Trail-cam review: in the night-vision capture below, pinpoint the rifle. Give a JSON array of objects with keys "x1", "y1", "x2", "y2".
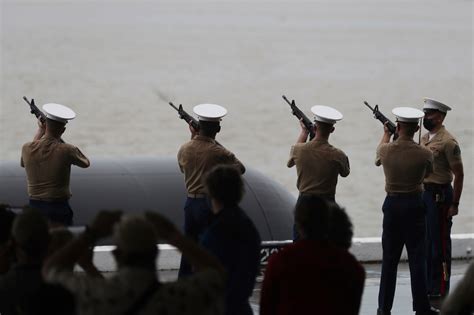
[
  {"x1": 23, "y1": 96, "x2": 47, "y2": 123},
  {"x1": 364, "y1": 101, "x2": 398, "y2": 140},
  {"x1": 23, "y1": 96, "x2": 65, "y2": 143},
  {"x1": 282, "y1": 95, "x2": 315, "y2": 140},
  {"x1": 168, "y1": 102, "x2": 199, "y2": 131}
]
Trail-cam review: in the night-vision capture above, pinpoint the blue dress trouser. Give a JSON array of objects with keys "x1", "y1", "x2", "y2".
[
  {"x1": 378, "y1": 194, "x2": 431, "y2": 313},
  {"x1": 178, "y1": 197, "x2": 212, "y2": 278},
  {"x1": 29, "y1": 199, "x2": 73, "y2": 226},
  {"x1": 423, "y1": 184, "x2": 453, "y2": 297}
]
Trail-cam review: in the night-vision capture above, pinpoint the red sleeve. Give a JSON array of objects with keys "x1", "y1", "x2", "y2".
[{"x1": 260, "y1": 253, "x2": 282, "y2": 315}]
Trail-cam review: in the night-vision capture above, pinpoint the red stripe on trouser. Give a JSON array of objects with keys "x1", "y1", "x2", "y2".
[{"x1": 439, "y1": 202, "x2": 449, "y2": 296}]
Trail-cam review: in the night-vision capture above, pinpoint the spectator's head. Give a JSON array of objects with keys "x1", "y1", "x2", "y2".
[
  {"x1": 204, "y1": 165, "x2": 244, "y2": 210},
  {"x1": 12, "y1": 207, "x2": 50, "y2": 263},
  {"x1": 0, "y1": 204, "x2": 16, "y2": 273},
  {"x1": 112, "y1": 215, "x2": 158, "y2": 269},
  {"x1": 295, "y1": 196, "x2": 353, "y2": 249}
]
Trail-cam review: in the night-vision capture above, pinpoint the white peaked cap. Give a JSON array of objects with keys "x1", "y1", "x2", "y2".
[
  {"x1": 310, "y1": 105, "x2": 343, "y2": 124},
  {"x1": 42, "y1": 103, "x2": 76, "y2": 124},
  {"x1": 392, "y1": 107, "x2": 424, "y2": 123},
  {"x1": 423, "y1": 97, "x2": 451, "y2": 113},
  {"x1": 193, "y1": 103, "x2": 227, "y2": 121}
]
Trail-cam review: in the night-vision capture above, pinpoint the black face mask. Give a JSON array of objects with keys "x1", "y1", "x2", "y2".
[{"x1": 423, "y1": 118, "x2": 436, "y2": 131}]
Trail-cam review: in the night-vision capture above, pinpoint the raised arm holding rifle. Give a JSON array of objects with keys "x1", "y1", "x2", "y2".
[
  {"x1": 20, "y1": 97, "x2": 90, "y2": 227},
  {"x1": 282, "y1": 95, "x2": 315, "y2": 141},
  {"x1": 364, "y1": 101, "x2": 399, "y2": 141},
  {"x1": 23, "y1": 96, "x2": 50, "y2": 141},
  {"x1": 286, "y1": 100, "x2": 350, "y2": 240},
  {"x1": 169, "y1": 102, "x2": 200, "y2": 138},
  {"x1": 23, "y1": 96, "x2": 47, "y2": 122}
]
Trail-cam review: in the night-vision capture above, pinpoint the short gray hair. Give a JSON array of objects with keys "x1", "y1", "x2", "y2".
[{"x1": 113, "y1": 215, "x2": 157, "y2": 255}]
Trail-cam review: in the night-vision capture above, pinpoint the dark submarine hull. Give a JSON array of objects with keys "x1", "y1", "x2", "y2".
[{"x1": 0, "y1": 157, "x2": 294, "y2": 242}]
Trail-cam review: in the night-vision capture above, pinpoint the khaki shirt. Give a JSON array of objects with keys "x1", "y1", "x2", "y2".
[
  {"x1": 21, "y1": 136, "x2": 90, "y2": 200},
  {"x1": 421, "y1": 126, "x2": 462, "y2": 184},
  {"x1": 177, "y1": 135, "x2": 245, "y2": 194},
  {"x1": 376, "y1": 137, "x2": 433, "y2": 193},
  {"x1": 287, "y1": 139, "x2": 350, "y2": 196}
]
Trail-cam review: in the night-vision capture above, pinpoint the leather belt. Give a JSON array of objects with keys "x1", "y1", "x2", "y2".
[
  {"x1": 387, "y1": 192, "x2": 421, "y2": 197},
  {"x1": 423, "y1": 183, "x2": 450, "y2": 191},
  {"x1": 187, "y1": 193, "x2": 207, "y2": 198},
  {"x1": 299, "y1": 193, "x2": 335, "y2": 201}
]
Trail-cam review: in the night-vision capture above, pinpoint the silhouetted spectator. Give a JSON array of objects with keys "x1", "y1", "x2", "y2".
[
  {"x1": 201, "y1": 165, "x2": 261, "y2": 315},
  {"x1": 260, "y1": 196, "x2": 365, "y2": 315},
  {"x1": 0, "y1": 207, "x2": 50, "y2": 315},
  {"x1": 48, "y1": 227, "x2": 102, "y2": 278},
  {"x1": 0, "y1": 204, "x2": 16, "y2": 274},
  {"x1": 44, "y1": 210, "x2": 226, "y2": 315}
]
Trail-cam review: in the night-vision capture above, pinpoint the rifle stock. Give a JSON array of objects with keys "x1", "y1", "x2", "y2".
[{"x1": 282, "y1": 95, "x2": 315, "y2": 140}]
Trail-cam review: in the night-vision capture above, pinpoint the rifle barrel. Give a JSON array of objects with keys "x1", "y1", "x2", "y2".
[
  {"x1": 282, "y1": 95, "x2": 291, "y2": 105},
  {"x1": 364, "y1": 101, "x2": 375, "y2": 111},
  {"x1": 168, "y1": 102, "x2": 179, "y2": 111}
]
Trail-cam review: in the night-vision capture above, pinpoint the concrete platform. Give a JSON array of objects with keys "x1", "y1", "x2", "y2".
[
  {"x1": 151, "y1": 260, "x2": 471, "y2": 315},
  {"x1": 91, "y1": 236, "x2": 473, "y2": 314},
  {"x1": 91, "y1": 234, "x2": 474, "y2": 271}
]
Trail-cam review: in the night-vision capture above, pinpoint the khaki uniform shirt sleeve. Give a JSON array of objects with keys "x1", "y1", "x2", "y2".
[
  {"x1": 20, "y1": 143, "x2": 29, "y2": 168},
  {"x1": 218, "y1": 148, "x2": 246, "y2": 174},
  {"x1": 287, "y1": 145, "x2": 297, "y2": 168},
  {"x1": 339, "y1": 154, "x2": 350, "y2": 177},
  {"x1": 375, "y1": 143, "x2": 386, "y2": 167},
  {"x1": 444, "y1": 139, "x2": 463, "y2": 168},
  {"x1": 177, "y1": 146, "x2": 184, "y2": 173},
  {"x1": 68, "y1": 146, "x2": 90, "y2": 168}
]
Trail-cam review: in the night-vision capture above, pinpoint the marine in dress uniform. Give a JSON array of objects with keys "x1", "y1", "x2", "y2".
[
  {"x1": 21, "y1": 103, "x2": 90, "y2": 226},
  {"x1": 177, "y1": 104, "x2": 245, "y2": 278},
  {"x1": 420, "y1": 98, "x2": 464, "y2": 303},
  {"x1": 287, "y1": 105, "x2": 350, "y2": 239},
  {"x1": 375, "y1": 107, "x2": 436, "y2": 315}
]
